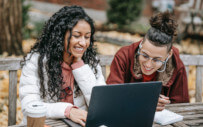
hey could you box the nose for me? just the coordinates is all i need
[79,37,86,46]
[145,58,153,68]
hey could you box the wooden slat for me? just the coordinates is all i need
[99,55,114,80]
[8,124,25,127]
[166,105,203,113]
[172,121,189,127]
[101,66,106,79]
[183,114,203,119]
[45,119,69,127]
[8,70,18,126]
[185,66,189,78]
[0,55,202,68]
[166,102,203,107]
[180,55,203,66]
[98,55,203,66]
[183,119,203,126]
[98,55,114,66]
[195,66,203,102]
[0,58,22,70]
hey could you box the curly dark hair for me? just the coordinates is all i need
[21,6,99,101]
[146,11,178,52]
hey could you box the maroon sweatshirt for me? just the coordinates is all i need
[107,41,189,103]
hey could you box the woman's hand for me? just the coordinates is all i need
[69,108,87,127]
[156,94,170,111]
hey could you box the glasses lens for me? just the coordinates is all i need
[139,54,163,67]
[152,60,163,67]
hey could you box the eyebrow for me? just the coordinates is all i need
[72,31,91,34]
[141,50,163,59]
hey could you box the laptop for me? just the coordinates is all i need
[62,81,162,127]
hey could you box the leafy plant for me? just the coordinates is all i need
[22,0,32,39]
[107,0,143,29]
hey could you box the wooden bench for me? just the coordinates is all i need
[0,55,203,125]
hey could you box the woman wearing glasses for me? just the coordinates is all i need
[107,11,189,111]
[20,6,105,126]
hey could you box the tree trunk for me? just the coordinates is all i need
[0,0,23,56]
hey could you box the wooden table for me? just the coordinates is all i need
[9,103,203,127]
[154,102,203,127]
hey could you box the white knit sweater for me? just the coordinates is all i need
[19,53,106,124]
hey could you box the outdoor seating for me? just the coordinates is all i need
[0,54,203,125]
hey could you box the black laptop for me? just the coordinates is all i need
[62,81,162,127]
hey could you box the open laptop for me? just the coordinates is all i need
[62,81,162,127]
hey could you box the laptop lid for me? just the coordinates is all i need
[86,81,162,127]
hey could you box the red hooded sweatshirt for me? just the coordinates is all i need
[107,41,189,103]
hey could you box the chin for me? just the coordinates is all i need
[72,53,83,58]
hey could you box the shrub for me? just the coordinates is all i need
[107,0,143,28]
[22,0,32,39]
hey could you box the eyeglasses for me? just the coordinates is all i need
[137,40,170,72]
[137,49,169,67]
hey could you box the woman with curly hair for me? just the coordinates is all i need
[20,6,106,126]
[107,12,189,111]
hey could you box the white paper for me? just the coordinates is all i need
[154,109,183,125]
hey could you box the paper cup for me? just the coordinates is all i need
[26,101,47,127]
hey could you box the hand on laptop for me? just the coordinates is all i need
[69,108,87,127]
[156,94,170,111]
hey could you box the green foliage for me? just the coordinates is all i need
[31,21,45,38]
[21,0,45,39]
[22,0,31,28]
[107,0,143,29]
[22,0,32,39]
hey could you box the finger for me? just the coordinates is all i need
[80,115,87,122]
[159,98,170,104]
[78,112,87,122]
[78,119,86,127]
[157,102,165,107]
[156,106,165,111]
[160,94,169,100]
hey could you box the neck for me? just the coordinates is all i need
[63,52,72,65]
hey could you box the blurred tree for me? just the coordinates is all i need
[107,0,143,29]
[0,0,23,55]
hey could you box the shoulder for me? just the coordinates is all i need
[115,45,131,57]
[114,41,140,61]
[172,46,185,70]
[25,52,40,64]
[24,52,47,67]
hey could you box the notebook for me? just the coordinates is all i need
[154,109,183,125]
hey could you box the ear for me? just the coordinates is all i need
[168,49,173,58]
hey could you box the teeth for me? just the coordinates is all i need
[145,67,151,71]
[75,47,83,51]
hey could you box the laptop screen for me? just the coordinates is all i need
[86,81,162,127]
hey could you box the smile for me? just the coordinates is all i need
[75,47,84,51]
[143,65,153,71]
